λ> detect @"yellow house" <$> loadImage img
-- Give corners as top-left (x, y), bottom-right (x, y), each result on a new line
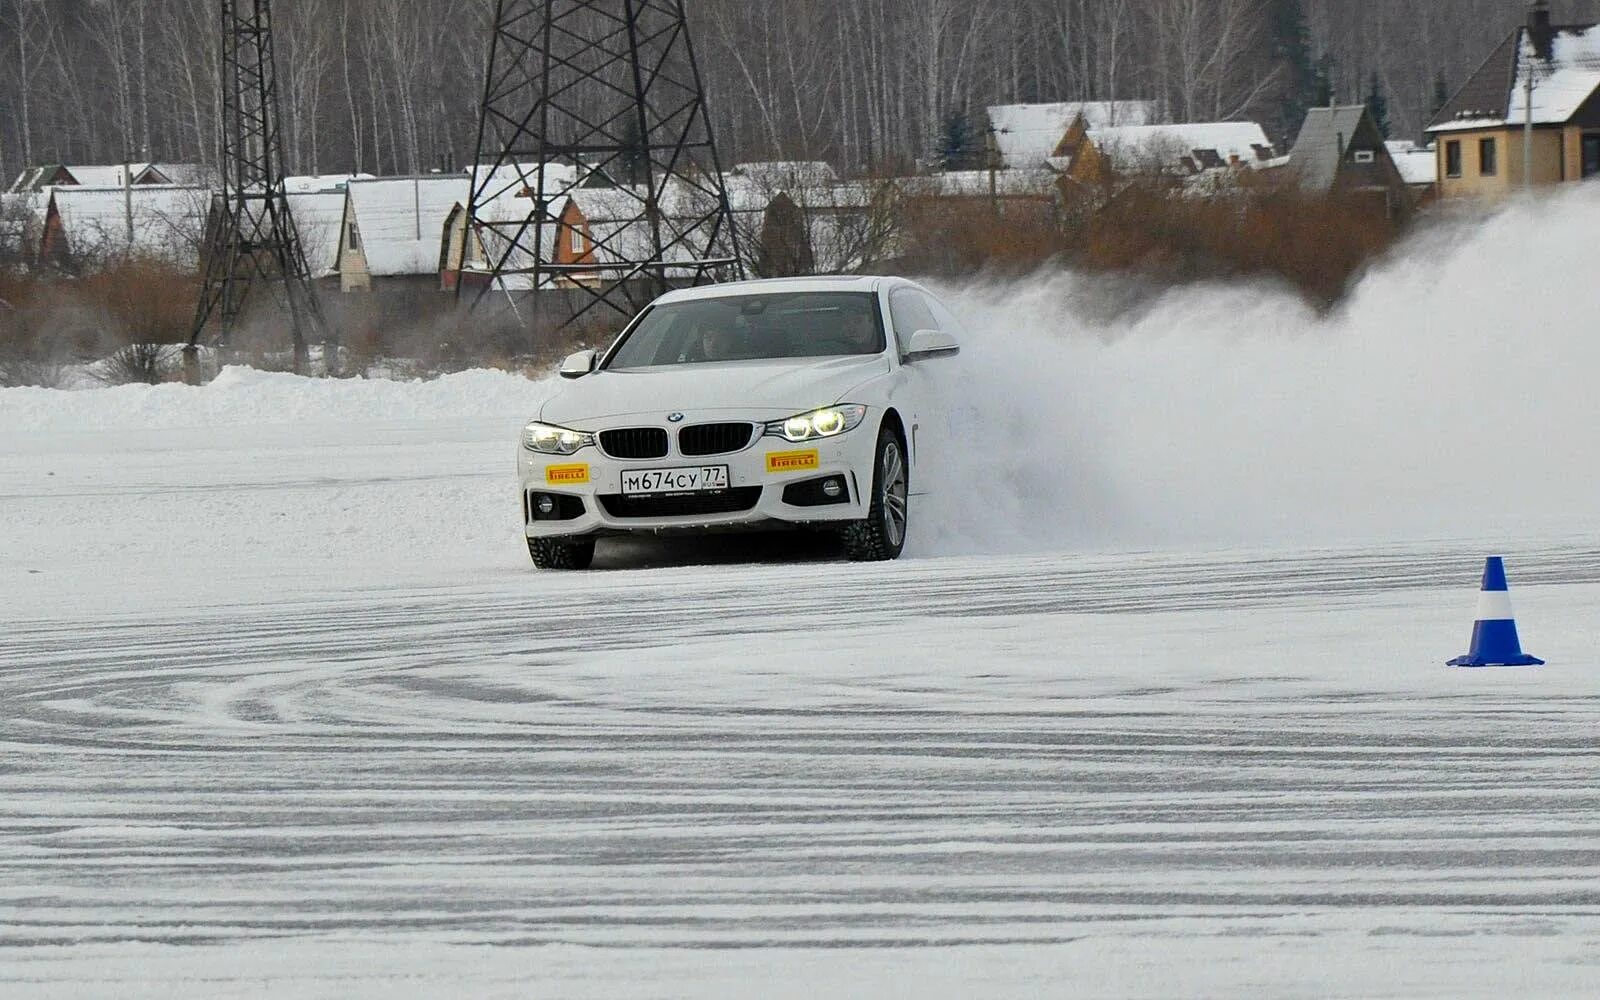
top-left (1427, 2), bottom-right (1600, 197)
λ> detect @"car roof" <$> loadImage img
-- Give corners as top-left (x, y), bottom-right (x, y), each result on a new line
top-left (653, 275), bottom-right (914, 305)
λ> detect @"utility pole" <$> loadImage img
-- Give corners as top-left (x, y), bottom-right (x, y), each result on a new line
top-left (457, 0), bottom-right (742, 340)
top-left (122, 155), bottom-right (134, 251)
top-left (1525, 0), bottom-right (1549, 193)
top-left (186, 0), bottom-right (332, 380)
top-left (1524, 46), bottom-right (1535, 192)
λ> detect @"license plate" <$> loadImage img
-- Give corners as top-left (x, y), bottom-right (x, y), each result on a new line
top-left (621, 465), bottom-right (730, 495)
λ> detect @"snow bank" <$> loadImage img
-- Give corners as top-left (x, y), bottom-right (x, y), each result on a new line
top-left (922, 187), bottom-right (1600, 552)
top-left (0, 366), bottom-right (554, 433)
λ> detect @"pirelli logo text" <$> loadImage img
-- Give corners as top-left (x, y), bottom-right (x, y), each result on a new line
top-left (544, 463), bottom-right (590, 485)
top-left (766, 449), bottom-right (820, 474)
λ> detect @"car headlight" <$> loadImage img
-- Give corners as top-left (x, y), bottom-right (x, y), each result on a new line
top-left (764, 404), bottom-right (868, 443)
top-left (522, 420), bottom-right (595, 455)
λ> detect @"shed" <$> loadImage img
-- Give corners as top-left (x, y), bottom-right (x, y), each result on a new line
top-left (337, 175), bottom-right (470, 291)
top-left (40, 185), bottom-right (210, 268)
top-left (985, 101), bottom-right (1158, 170)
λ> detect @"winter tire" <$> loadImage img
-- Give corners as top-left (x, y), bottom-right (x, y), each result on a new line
top-left (841, 424), bottom-right (909, 562)
top-left (527, 536), bottom-right (596, 569)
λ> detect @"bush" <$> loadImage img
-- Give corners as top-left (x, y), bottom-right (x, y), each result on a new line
top-left (0, 256), bottom-right (198, 385)
top-left (92, 343), bottom-right (184, 385)
top-left (895, 196), bottom-right (1066, 276)
top-left (1074, 179), bottom-right (1401, 307)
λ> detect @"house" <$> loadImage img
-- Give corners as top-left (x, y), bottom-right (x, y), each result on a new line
top-left (1386, 140), bottom-right (1440, 203)
top-left (1288, 106), bottom-right (1412, 213)
top-left (284, 173), bottom-right (372, 195)
top-left (286, 191), bottom-right (349, 280)
top-left (984, 101), bottom-right (1158, 170)
top-left (900, 169), bottom-right (1060, 201)
top-left (722, 166), bottom-right (894, 276)
top-left (727, 161), bottom-right (840, 189)
top-left (1426, 1), bottom-right (1600, 197)
top-left (442, 163), bottom-right (598, 292)
top-left (446, 170), bottom-right (756, 291)
top-left (7, 162), bottom-right (208, 193)
top-left (1058, 121), bottom-right (1276, 190)
top-left (38, 185), bottom-right (210, 268)
top-left (336, 174), bottom-right (469, 292)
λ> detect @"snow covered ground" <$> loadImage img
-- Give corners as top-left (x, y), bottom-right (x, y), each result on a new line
top-left (5, 191), bottom-right (1600, 996)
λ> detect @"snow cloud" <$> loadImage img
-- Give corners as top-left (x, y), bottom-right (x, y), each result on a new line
top-left (921, 187), bottom-right (1600, 554)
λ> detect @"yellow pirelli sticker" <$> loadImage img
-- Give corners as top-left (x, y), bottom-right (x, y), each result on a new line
top-left (544, 463), bottom-right (590, 485)
top-left (766, 449), bottom-right (820, 473)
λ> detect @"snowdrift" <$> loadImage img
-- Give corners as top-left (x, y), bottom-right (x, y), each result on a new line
top-left (0, 365), bottom-right (554, 434)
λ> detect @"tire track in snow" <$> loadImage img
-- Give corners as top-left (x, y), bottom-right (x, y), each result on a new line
top-left (3, 545), bottom-right (1600, 952)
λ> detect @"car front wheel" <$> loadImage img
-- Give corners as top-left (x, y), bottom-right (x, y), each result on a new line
top-left (842, 424), bottom-right (909, 562)
top-left (527, 536), bottom-right (596, 570)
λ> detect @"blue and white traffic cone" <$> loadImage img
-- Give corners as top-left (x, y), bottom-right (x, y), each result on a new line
top-left (1447, 556), bottom-right (1543, 667)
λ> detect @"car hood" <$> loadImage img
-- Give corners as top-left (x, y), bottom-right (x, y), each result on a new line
top-left (538, 355), bottom-right (890, 423)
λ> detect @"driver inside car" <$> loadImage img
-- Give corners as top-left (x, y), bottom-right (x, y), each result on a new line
top-left (839, 308), bottom-right (878, 353)
top-left (695, 318), bottom-right (741, 362)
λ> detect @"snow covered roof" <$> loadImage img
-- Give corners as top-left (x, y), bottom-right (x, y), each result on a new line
top-left (1428, 21), bottom-right (1600, 131)
top-left (728, 161), bottom-right (840, 188)
top-left (9, 163), bottom-right (190, 192)
top-left (149, 163), bottom-right (214, 186)
top-left (1506, 25), bottom-right (1600, 125)
top-left (1386, 141), bottom-right (1438, 186)
top-left (345, 175), bottom-right (470, 277)
top-left (720, 174), bottom-right (880, 215)
top-left (47, 185), bottom-right (210, 264)
top-left (1089, 122), bottom-right (1274, 174)
top-left (902, 170), bottom-right (1059, 198)
top-left (63, 165), bottom-right (137, 187)
top-left (568, 186), bottom-right (654, 223)
top-left (286, 191), bottom-right (347, 278)
top-left (468, 162), bottom-right (582, 205)
top-left (285, 173), bottom-right (372, 194)
top-left (987, 101), bottom-right (1157, 169)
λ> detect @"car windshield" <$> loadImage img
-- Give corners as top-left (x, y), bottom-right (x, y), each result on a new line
top-left (604, 291), bottom-right (886, 370)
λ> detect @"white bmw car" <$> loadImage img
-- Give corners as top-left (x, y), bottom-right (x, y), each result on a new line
top-left (518, 276), bottom-right (962, 568)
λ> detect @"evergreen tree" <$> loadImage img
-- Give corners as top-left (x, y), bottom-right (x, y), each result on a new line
top-left (1366, 71), bottom-right (1391, 139)
top-left (1267, 0), bottom-right (1320, 144)
top-left (937, 109), bottom-right (985, 171)
top-left (1431, 70), bottom-right (1451, 119)
top-left (618, 117), bottom-right (650, 187)
top-left (1314, 56), bottom-right (1336, 108)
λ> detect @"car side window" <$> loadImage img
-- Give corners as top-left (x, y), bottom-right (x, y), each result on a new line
top-left (888, 288), bottom-right (939, 358)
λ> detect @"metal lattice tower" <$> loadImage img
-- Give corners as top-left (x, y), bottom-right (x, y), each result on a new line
top-left (187, 0), bottom-right (329, 375)
top-left (457, 0), bottom-right (743, 332)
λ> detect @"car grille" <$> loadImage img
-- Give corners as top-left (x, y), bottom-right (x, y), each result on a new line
top-left (678, 422), bottom-right (754, 456)
top-left (598, 487), bottom-right (762, 519)
top-left (599, 427), bottom-right (668, 459)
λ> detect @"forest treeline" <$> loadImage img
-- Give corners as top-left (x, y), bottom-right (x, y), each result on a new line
top-left (1, 0), bottom-right (1592, 181)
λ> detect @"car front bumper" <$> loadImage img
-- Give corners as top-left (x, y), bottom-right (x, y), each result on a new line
top-left (518, 419), bottom-right (877, 539)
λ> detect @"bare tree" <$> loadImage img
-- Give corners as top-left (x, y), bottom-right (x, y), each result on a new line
top-left (6, 0), bottom-right (1600, 181)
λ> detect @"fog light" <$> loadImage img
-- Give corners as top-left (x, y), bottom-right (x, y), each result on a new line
top-left (821, 478), bottom-right (843, 498)
top-left (536, 495), bottom-right (557, 515)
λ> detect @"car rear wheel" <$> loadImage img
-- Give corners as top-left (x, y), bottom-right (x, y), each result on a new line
top-left (842, 424), bottom-right (908, 562)
top-left (527, 536), bottom-right (596, 570)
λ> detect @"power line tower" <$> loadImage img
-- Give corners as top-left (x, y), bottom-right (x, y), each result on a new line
top-left (457, 0), bottom-right (743, 334)
top-left (186, 0), bottom-right (330, 377)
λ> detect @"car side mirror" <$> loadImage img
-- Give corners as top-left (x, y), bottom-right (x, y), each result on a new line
top-left (905, 328), bottom-right (960, 362)
top-left (559, 349), bottom-right (597, 379)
